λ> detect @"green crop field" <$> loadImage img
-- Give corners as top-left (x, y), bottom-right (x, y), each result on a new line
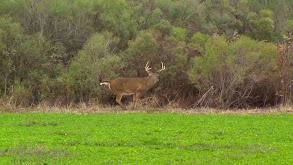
top-left (0, 113), bottom-right (293, 164)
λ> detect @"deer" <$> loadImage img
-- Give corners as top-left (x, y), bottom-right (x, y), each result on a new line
top-left (100, 61), bottom-right (165, 110)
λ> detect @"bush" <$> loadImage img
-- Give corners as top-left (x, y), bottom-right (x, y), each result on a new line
top-left (10, 80), bottom-right (32, 107)
top-left (54, 32), bottom-right (122, 104)
top-left (188, 35), bottom-right (278, 108)
top-left (124, 31), bottom-right (159, 77)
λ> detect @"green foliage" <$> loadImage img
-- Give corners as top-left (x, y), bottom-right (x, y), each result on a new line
top-left (1, 113), bottom-right (293, 164)
top-left (169, 27), bottom-right (188, 42)
top-left (152, 19), bottom-right (172, 36)
top-left (230, 36), bottom-right (277, 84)
top-left (0, 16), bottom-right (23, 48)
top-left (188, 35), bottom-right (278, 108)
top-left (171, 44), bottom-right (188, 71)
top-left (97, 0), bottom-right (137, 47)
top-left (284, 19), bottom-right (293, 33)
top-left (124, 31), bottom-right (158, 76)
top-left (10, 79), bottom-right (32, 106)
top-left (197, 0), bottom-right (240, 35)
top-left (190, 32), bottom-right (210, 53)
top-left (247, 9), bottom-right (275, 41)
top-left (189, 35), bottom-right (229, 86)
top-left (260, 9), bottom-right (273, 18)
top-left (0, 0), bottom-right (293, 107)
top-left (238, 0), bottom-right (249, 15)
top-left (0, 16), bottom-right (23, 98)
top-left (128, 31), bottom-right (158, 58)
top-left (149, 8), bottom-right (163, 25)
top-left (167, 0), bottom-right (199, 26)
top-left (62, 32), bottom-right (122, 101)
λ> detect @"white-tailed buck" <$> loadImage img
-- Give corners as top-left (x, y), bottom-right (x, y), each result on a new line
top-left (100, 61), bottom-right (165, 110)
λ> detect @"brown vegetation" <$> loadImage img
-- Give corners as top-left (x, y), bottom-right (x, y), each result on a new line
top-left (1, 98), bottom-right (293, 114)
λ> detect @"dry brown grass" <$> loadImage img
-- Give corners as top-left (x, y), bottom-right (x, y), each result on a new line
top-left (1, 100), bottom-right (293, 114)
top-left (1, 97), bottom-right (292, 114)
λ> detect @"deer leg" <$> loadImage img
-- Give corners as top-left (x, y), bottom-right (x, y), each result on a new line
top-left (132, 94), bottom-right (136, 109)
top-left (115, 93), bottom-right (127, 110)
top-left (134, 92), bottom-right (141, 109)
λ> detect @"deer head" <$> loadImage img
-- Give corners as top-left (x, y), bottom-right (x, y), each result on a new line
top-left (100, 61), bottom-right (165, 110)
top-left (145, 61), bottom-right (166, 83)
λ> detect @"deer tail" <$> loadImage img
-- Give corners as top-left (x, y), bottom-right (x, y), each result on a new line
top-left (100, 80), bottom-right (111, 86)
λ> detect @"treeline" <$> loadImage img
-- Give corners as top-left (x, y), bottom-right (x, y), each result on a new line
top-left (0, 0), bottom-right (293, 109)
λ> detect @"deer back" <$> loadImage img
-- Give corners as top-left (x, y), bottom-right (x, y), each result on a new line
top-left (110, 76), bottom-right (158, 94)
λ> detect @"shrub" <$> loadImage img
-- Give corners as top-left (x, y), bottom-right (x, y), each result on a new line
top-left (10, 79), bottom-right (32, 107)
top-left (55, 32), bottom-right (122, 104)
top-left (188, 35), bottom-right (278, 108)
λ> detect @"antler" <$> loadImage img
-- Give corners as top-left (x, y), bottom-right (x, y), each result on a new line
top-left (156, 62), bottom-right (166, 73)
top-left (145, 61), bottom-right (152, 73)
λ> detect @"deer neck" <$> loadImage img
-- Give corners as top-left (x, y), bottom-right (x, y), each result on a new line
top-left (145, 75), bottom-right (159, 88)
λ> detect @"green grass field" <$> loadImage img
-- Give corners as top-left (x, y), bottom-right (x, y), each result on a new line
top-left (0, 113), bottom-right (293, 164)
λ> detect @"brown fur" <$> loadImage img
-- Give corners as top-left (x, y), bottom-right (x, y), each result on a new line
top-left (101, 73), bottom-right (160, 110)
top-left (101, 62), bottom-right (165, 110)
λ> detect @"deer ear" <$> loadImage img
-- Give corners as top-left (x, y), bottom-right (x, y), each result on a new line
top-left (147, 72), bottom-right (152, 76)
